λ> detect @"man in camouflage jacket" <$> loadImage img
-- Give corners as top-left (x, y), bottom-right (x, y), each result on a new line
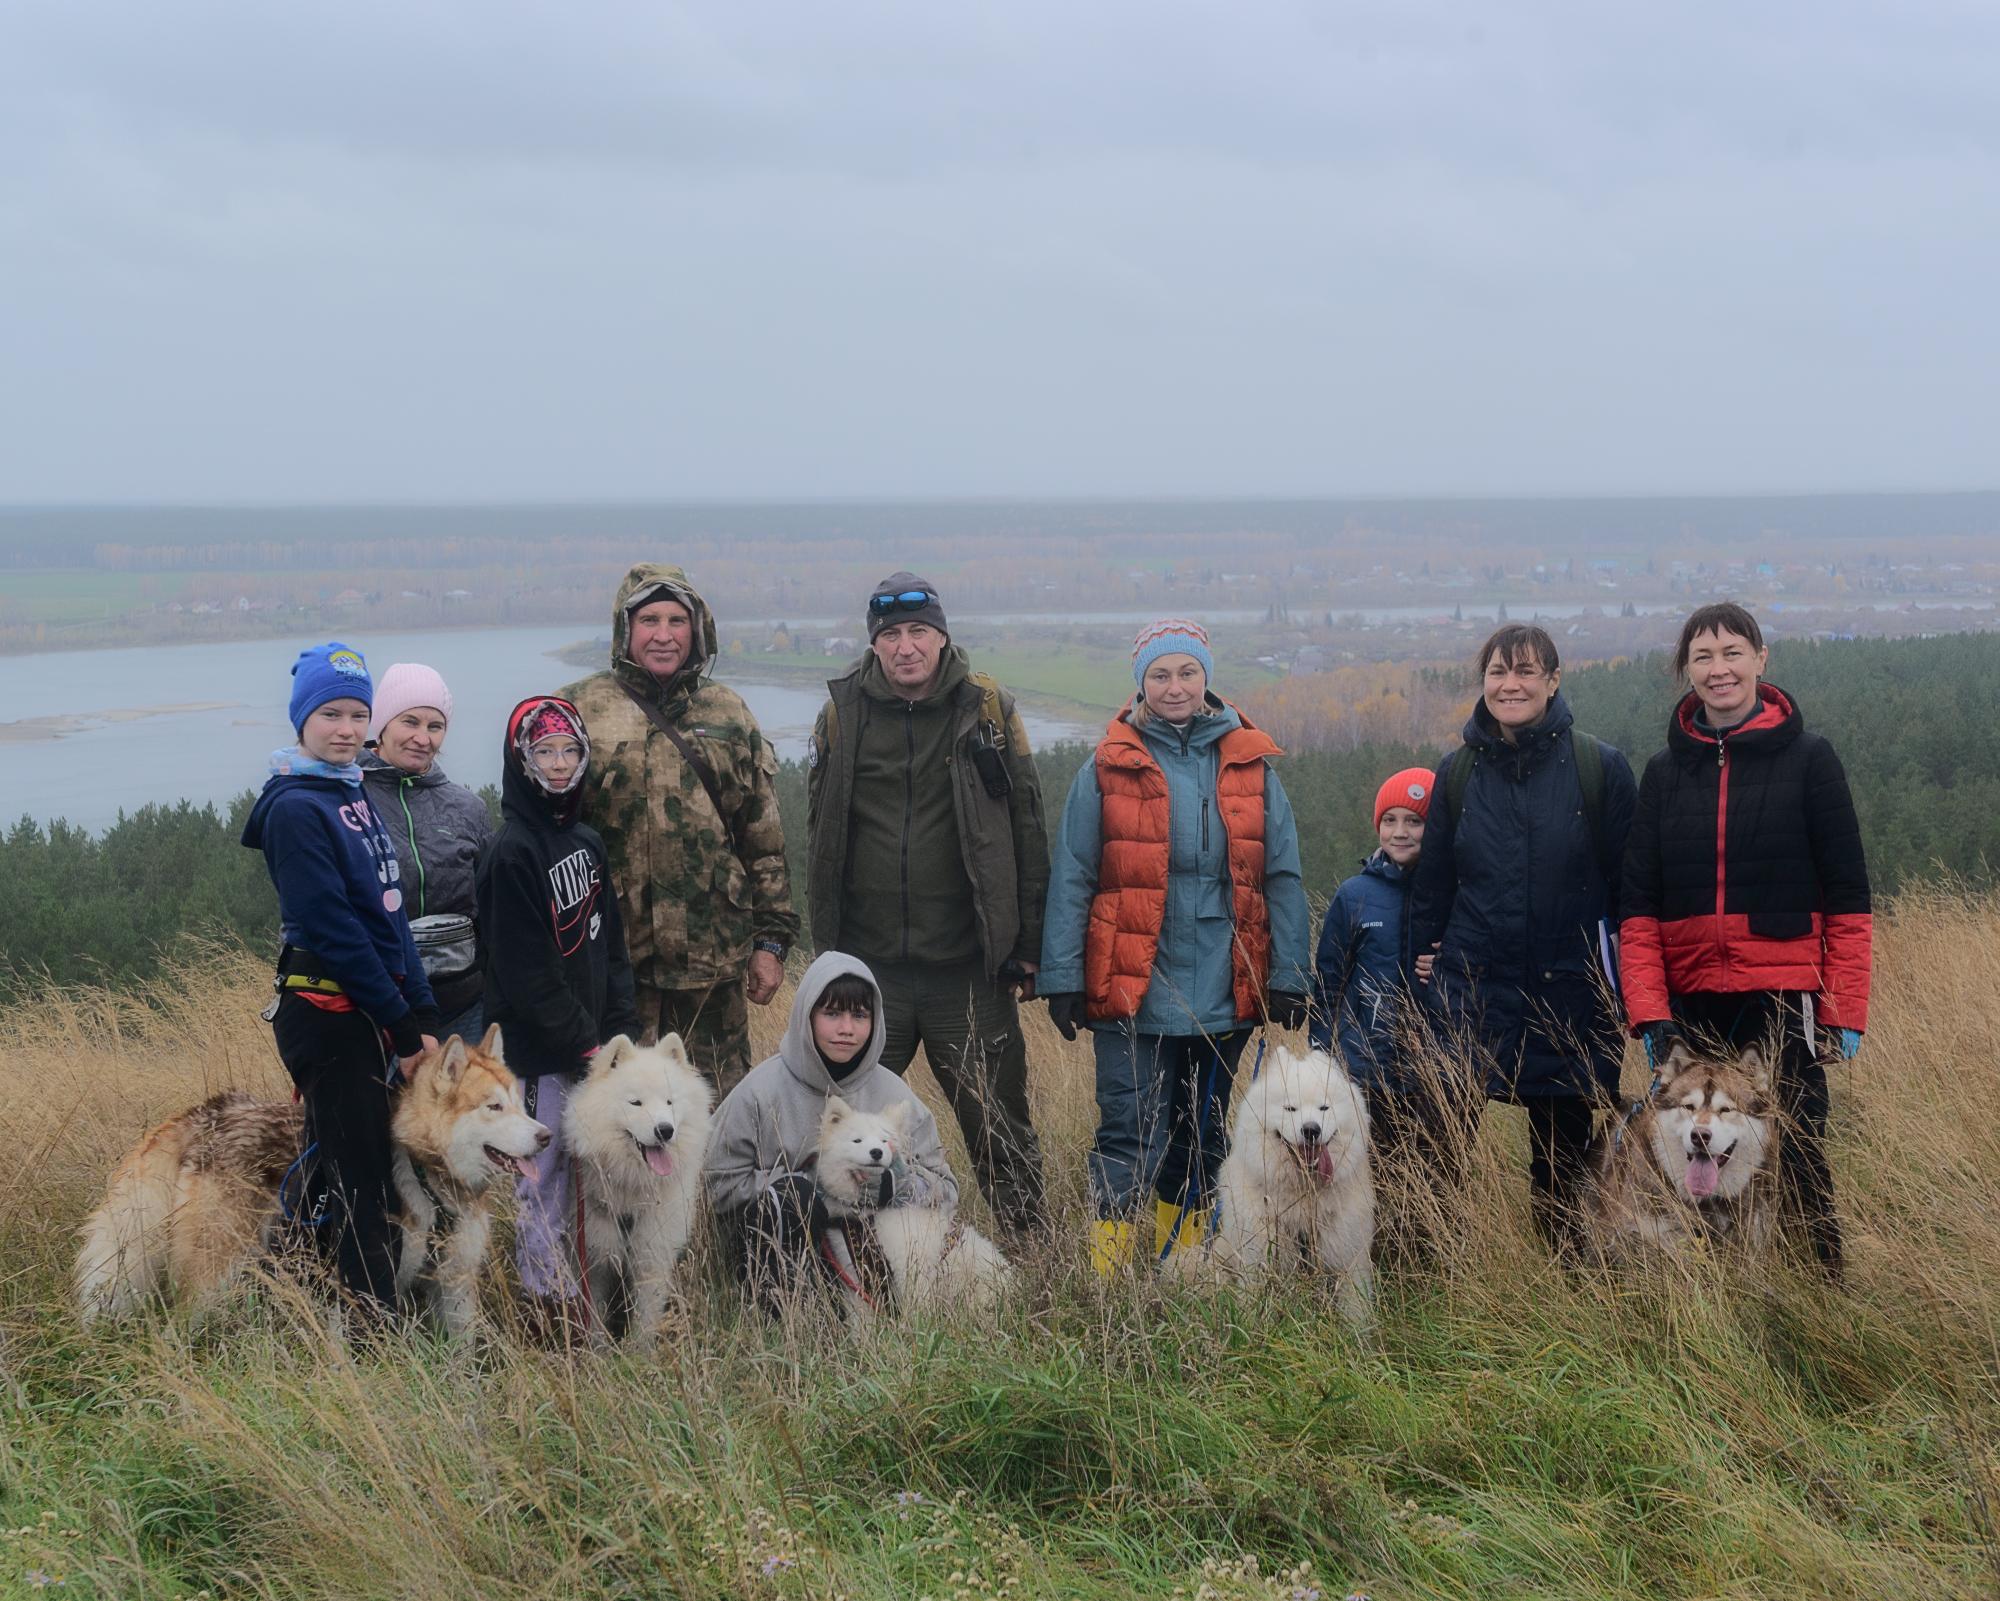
top-left (807, 571), bottom-right (1050, 1236)
top-left (564, 563), bottom-right (798, 1093)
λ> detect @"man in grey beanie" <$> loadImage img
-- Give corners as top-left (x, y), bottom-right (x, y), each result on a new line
top-left (804, 572), bottom-right (1050, 1238)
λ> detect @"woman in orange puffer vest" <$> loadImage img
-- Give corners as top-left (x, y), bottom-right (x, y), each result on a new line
top-left (1039, 620), bottom-right (1312, 1275)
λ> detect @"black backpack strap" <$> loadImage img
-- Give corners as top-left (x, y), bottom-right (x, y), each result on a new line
top-left (1440, 744), bottom-right (1477, 832)
top-left (1571, 730), bottom-right (1609, 882)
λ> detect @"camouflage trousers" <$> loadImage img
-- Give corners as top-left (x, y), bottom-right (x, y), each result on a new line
top-left (636, 978), bottom-right (753, 1097)
top-left (872, 958), bottom-right (1047, 1239)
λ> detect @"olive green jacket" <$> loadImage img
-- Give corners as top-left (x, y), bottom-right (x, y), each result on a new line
top-left (564, 563), bottom-right (799, 989)
top-left (808, 647), bottom-right (1048, 978)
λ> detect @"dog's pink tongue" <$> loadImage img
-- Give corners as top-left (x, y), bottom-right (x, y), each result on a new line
top-left (1685, 1154), bottom-right (1720, 1199)
top-left (512, 1155), bottom-right (539, 1181)
top-left (1313, 1144), bottom-right (1335, 1181)
top-left (644, 1145), bottom-right (676, 1178)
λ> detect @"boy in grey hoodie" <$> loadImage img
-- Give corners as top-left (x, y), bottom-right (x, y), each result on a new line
top-left (707, 951), bottom-right (959, 1304)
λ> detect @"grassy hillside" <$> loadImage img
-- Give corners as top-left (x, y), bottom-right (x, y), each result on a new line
top-left (5, 890), bottom-right (2000, 1598)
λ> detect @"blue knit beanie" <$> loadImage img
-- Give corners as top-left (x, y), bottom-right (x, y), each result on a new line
top-left (289, 641), bottom-right (373, 732)
top-left (1131, 618), bottom-right (1214, 687)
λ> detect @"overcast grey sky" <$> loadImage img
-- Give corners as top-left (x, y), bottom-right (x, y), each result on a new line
top-left (2, 1), bottom-right (1994, 502)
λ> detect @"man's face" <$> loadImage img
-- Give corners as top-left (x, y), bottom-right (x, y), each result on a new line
top-left (872, 621), bottom-right (946, 695)
top-left (628, 599), bottom-right (695, 680)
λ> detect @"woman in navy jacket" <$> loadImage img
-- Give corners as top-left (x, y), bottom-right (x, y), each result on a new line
top-left (241, 642), bottom-right (439, 1312)
top-left (1619, 603), bottom-right (1870, 1276)
top-left (1409, 625), bottom-right (1636, 1250)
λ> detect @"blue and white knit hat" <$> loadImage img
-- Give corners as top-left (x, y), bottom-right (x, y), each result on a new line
top-left (1131, 618), bottom-right (1214, 686)
top-left (289, 641), bottom-right (373, 731)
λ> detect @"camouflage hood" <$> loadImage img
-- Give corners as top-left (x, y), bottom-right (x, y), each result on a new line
top-left (611, 562), bottom-right (720, 707)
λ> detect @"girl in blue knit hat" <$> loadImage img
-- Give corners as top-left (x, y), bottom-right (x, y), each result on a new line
top-left (241, 641), bottom-right (440, 1316)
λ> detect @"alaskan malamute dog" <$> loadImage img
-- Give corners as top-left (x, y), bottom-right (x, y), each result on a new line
top-left (562, 1033), bottom-right (713, 1347)
top-left (1195, 1045), bottom-right (1375, 1330)
top-left (75, 1026), bottom-right (548, 1335)
top-left (1586, 1039), bottom-right (1779, 1262)
top-left (815, 1096), bottom-right (1013, 1319)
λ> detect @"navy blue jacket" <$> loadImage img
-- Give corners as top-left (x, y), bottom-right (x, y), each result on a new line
top-left (242, 774), bottom-right (438, 1046)
top-left (1407, 693), bottom-right (1636, 1101)
top-left (1310, 850), bottom-right (1417, 1091)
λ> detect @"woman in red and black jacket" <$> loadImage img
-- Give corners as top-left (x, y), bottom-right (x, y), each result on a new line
top-left (1619, 602), bottom-right (1871, 1276)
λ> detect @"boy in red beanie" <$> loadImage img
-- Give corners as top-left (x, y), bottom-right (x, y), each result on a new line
top-left (1311, 766), bottom-right (1451, 1255)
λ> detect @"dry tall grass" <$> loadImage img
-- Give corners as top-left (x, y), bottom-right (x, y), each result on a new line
top-left (4, 895), bottom-right (2000, 1598)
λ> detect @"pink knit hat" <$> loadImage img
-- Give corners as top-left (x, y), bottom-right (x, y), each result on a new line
top-left (368, 663), bottom-right (454, 742)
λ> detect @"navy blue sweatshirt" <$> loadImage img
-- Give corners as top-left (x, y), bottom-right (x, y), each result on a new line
top-left (242, 773), bottom-right (439, 1054)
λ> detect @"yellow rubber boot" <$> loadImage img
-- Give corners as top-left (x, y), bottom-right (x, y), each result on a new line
top-left (1089, 1218), bottom-right (1137, 1277)
top-left (1154, 1197), bottom-right (1208, 1259)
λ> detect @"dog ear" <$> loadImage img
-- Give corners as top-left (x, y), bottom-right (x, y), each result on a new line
top-left (1659, 1039), bottom-right (1697, 1080)
top-left (478, 1022), bottom-right (505, 1062)
top-left (822, 1095), bottom-right (852, 1127)
top-left (593, 1035), bottom-right (635, 1075)
top-left (435, 1035), bottom-right (469, 1086)
top-left (1736, 1043), bottom-right (1771, 1092)
top-left (658, 1030), bottom-right (691, 1066)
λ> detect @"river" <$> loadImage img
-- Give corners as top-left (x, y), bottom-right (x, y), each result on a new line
top-left (0, 625), bottom-right (1093, 830)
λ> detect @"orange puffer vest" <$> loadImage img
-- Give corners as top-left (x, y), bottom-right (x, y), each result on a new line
top-left (1084, 708), bottom-right (1280, 1024)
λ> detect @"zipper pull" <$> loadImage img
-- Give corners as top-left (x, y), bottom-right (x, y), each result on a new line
top-left (1717, 737), bottom-right (1726, 768)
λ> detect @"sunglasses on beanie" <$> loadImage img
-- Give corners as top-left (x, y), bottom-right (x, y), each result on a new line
top-left (867, 588), bottom-right (937, 618)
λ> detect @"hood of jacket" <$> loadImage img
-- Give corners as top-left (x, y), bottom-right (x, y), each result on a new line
top-left (241, 770), bottom-right (346, 851)
top-left (359, 750), bottom-right (456, 789)
top-left (501, 696), bottom-right (588, 831)
top-left (1129, 692), bottom-right (1243, 756)
top-left (1360, 847), bottom-right (1411, 886)
top-left (1668, 682), bottom-right (1803, 766)
top-left (611, 562), bottom-right (720, 709)
top-left (777, 950), bottom-right (888, 1093)
top-left (1462, 688), bottom-right (1576, 769)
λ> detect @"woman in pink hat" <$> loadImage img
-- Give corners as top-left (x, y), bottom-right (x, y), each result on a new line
top-left (361, 663), bottom-right (494, 1043)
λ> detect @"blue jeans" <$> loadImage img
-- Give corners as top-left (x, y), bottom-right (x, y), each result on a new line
top-left (1088, 1028), bottom-right (1250, 1219)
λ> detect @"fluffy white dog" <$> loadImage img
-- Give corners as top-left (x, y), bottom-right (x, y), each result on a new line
top-left (815, 1096), bottom-right (1014, 1319)
top-left (563, 1033), bottom-right (713, 1347)
top-left (1200, 1045), bottom-right (1375, 1330)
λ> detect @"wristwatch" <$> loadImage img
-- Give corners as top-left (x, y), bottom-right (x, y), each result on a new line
top-left (752, 939), bottom-right (788, 960)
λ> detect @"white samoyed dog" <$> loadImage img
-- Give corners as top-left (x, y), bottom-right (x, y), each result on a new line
top-left (562, 1033), bottom-right (713, 1347)
top-left (1199, 1045), bottom-right (1375, 1331)
top-left (814, 1095), bottom-right (1013, 1319)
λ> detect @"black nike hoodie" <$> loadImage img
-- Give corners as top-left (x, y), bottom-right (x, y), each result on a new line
top-left (476, 701), bottom-right (642, 1079)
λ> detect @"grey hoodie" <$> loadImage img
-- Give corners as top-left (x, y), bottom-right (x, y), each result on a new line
top-left (705, 951), bottom-right (959, 1228)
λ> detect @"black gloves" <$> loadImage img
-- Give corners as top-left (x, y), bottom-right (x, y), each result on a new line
top-left (1046, 992), bottom-right (1086, 1042)
top-left (1268, 991), bottom-right (1308, 1031)
top-left (1639, 1020), bottom-right (1684, 1071)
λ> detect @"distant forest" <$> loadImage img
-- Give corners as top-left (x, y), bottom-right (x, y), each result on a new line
top-left (3, 630), bottom-right (1994, 999)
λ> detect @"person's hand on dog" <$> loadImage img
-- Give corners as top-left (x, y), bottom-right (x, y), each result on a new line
top-left (1045, 992), bottom-right (1085, 1042)
top-left (1268, 992), bottom-right (1308, 1030)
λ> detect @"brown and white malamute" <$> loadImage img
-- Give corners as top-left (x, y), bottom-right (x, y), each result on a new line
top-left (1586, 1039), bottom-right (1779, 1262)
top-left (75, 1026), bottom-right (548, 1334)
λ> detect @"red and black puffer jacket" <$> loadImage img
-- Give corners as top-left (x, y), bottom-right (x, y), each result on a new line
top-left (1619, 683), bottom-right (1872, 1032)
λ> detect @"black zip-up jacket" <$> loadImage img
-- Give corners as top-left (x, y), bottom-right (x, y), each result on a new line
top-left (476, 758), bottom-right (642, 1080)
top-left (1619, 683), bottom-right (1872, 1032)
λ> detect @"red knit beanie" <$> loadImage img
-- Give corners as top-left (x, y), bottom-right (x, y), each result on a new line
top-left (1374, 767), bottom-right (1435, 828)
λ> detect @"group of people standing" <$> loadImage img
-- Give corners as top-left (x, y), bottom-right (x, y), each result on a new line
top-left (244, 567), bottom-right (1871, 1322)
